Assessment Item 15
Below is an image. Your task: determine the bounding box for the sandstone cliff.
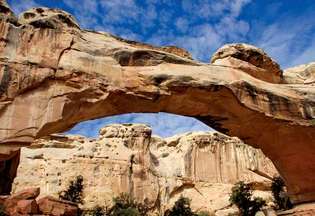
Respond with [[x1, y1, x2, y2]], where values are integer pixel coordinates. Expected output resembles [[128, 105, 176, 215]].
[[0, 0, 315, 204], [12, 124, 277, 214]]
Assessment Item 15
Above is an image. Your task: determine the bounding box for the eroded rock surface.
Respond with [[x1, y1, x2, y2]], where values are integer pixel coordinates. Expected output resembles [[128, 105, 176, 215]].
[[284, 62, 315, 84], [12, 124, 277, 214], [1, 187, 78, 216], [211, 43, 283, 83], [19, 7, 80, 30], [0, 1, 315, 204]]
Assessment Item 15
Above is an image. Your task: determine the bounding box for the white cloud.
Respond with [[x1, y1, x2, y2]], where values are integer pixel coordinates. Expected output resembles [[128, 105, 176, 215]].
[[252, 12, 315, 68], [175, 18, 190, 33], [67, 113, 211, 138], [290, 38, 315, 68]]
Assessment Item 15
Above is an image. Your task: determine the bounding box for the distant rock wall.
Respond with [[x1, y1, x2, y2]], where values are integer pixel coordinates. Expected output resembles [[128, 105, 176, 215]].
[[12, 124, 277, 214]]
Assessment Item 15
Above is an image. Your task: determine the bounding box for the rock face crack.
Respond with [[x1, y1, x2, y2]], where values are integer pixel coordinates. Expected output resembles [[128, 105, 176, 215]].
[[0, 65, 10, 97], [57, 37, 74, 69], [128, 154, 135, 199]]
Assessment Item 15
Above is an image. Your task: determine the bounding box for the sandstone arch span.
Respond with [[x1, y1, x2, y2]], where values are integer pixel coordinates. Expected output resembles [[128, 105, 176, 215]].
[[0, 2, 315, 204]]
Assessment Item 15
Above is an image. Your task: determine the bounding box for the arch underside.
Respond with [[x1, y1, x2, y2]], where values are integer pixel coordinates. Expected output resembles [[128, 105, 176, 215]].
[[0, 18, 314, 204]]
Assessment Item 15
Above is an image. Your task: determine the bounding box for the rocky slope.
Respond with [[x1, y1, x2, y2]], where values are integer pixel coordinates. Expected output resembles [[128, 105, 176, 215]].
[[12, 124, 277, 214], [0, 0, 314, 204]]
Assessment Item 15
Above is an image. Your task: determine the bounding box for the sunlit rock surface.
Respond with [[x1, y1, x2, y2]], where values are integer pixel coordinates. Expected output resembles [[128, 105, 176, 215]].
[[0, 0, 315, 204], [13, 124, 277, 214]]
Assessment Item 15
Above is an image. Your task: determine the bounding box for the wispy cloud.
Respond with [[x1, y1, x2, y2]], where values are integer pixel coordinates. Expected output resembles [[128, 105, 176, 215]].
[[252, 9, 315, 68], [57, 0, 252, 62]]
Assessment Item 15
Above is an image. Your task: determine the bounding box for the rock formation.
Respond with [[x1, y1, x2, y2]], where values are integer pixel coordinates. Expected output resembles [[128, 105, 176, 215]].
[[0, 0, 315, 204], [0, 187, 79, 215], [12, 124, 277, 214]]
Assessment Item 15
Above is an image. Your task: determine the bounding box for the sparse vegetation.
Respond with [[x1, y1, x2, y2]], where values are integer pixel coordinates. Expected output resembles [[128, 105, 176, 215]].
[[0, 204, 7, 216], [88, 206, 106, 216], [196, 211, 211, 216], [229, 181, 266, 216], [165, 196, 196, 216], [271, 176, 293, 210], [107, 193, 150, 216], [59, 175, 84, 204]]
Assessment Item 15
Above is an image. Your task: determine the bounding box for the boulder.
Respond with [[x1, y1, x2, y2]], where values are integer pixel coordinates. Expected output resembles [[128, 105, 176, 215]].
[[37, 196, 78, 216], [16, 199, 39, 215], [2, 188, 39, 215], [211, 43, 282, 83]]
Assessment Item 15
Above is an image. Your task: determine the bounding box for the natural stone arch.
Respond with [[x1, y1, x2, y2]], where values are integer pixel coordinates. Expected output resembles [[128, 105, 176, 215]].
[[0, 3, 315, 204]]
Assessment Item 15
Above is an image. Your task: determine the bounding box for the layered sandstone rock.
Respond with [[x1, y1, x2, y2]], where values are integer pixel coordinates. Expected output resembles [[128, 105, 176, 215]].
[[12, 124, 277, 214], [211, 43, 283, 83], [284, 62, 315, 84], [0, 1, 315, 204], [1, 187, 78, 216]]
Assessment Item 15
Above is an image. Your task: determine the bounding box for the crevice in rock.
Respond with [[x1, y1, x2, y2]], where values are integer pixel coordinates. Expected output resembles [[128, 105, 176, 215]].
[[57, 37, 75, 69], [128, 154, 135, 199], [0, 150, 20, 195], [0, 65, 10, 98]]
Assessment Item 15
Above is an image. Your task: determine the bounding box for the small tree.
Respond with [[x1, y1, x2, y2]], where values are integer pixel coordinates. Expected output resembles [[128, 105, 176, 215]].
[[271, 176, 293, 210], [229, 181, 266, 216], [89, 206, 106, 216], [165, 196, 196, 216], [59, 175, 84, 204], [107, 193, 150, 216]]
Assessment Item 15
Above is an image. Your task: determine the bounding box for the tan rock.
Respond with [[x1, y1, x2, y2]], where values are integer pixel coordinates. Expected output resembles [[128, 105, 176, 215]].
[[211, 43, 283, 83], [0, 0, 17, 25], [12, 124, 277, 213], [0, 1, 315, 204], [284, 62, 315, 84], [19, 7, 80, 30]]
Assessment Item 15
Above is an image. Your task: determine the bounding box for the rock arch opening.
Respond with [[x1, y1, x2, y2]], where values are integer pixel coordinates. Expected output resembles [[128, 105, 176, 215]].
[[65, 112, 212, 138]]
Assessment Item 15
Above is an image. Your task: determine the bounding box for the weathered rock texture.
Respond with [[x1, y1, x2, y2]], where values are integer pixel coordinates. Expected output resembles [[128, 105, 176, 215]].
[[284, 62, 315, 84], [12, 124, 277, 214], [0, 1, 315, 204], [0, 187, 78, 216]]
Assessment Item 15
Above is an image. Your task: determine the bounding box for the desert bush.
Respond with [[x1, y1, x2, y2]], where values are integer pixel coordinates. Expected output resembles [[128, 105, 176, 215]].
[[59, 175, 84, 204], [107, 193, 150, 216], [87, 206, 106, 216], [196, 211, 212, 216], [229, 181, 266, 216], [271, 176, 293, 210], [165, 196, 196, 216], [0, 204, 7, 216]]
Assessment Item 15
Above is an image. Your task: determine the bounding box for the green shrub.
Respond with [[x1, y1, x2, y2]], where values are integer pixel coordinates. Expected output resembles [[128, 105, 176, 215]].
[[271, 176, 293, 210], [196, 211, 211, 216], [229, 181, 266, 216], [0, 204, 7, 216], [107, 193, 150, 216], [165, 196, 196, 216], [88, 206, 106, 216], [59, 175, 84, 204]]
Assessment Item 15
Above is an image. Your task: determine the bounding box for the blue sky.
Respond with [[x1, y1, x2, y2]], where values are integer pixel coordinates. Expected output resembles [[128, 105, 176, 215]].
[[8, 0, 315, 137]]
